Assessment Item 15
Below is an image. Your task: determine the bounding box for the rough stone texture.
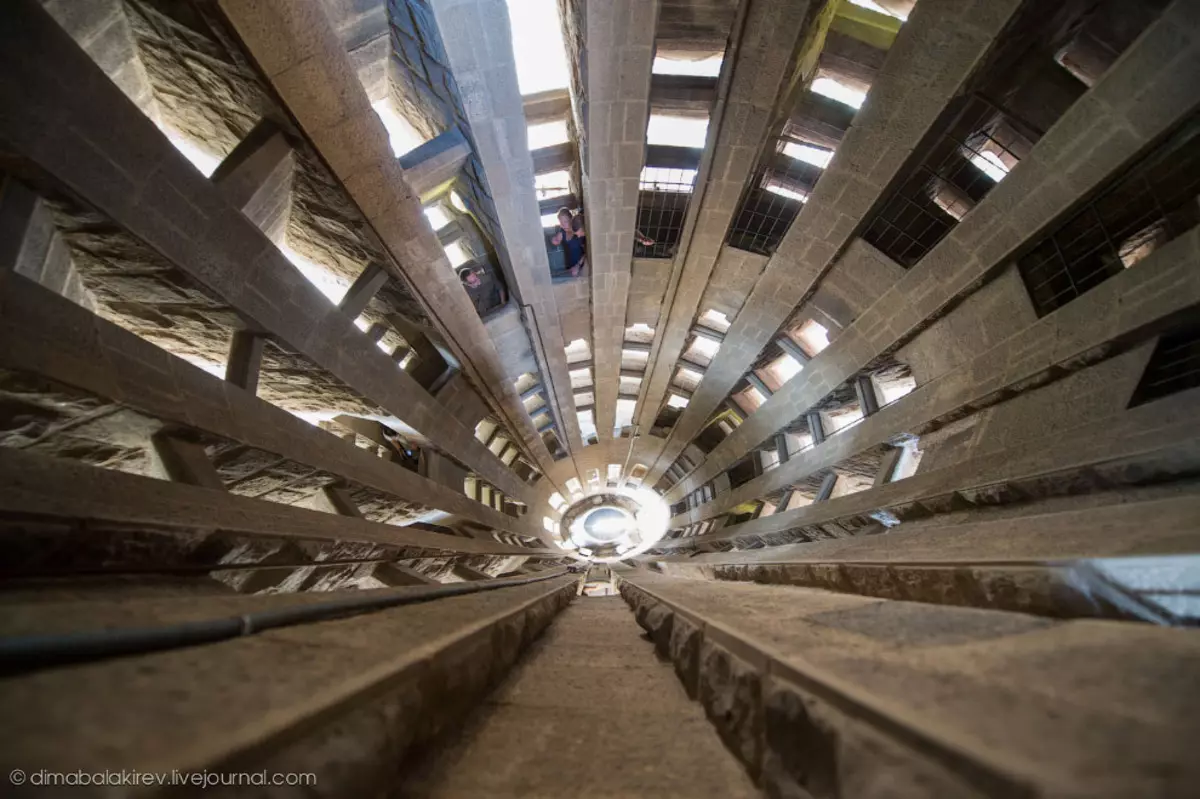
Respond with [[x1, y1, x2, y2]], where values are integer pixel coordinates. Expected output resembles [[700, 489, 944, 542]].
[[404, 598, 758, 797], [585, 0, 659, 441], [895, 264, 1037, 385], [553, 277, 593, 344], [627, 257, 672, 328], [123, 0, 263, 155], [802, 238, 905, 334], [921, 342, 1153, 474], [621, 574, 1200, 798], [217, 0, 550, 483], [646, 0, 1031, 485], [699, 246, 771, 320], [0, 577, 577, 789], [432, 0, 584, 453], [653, 383, 1200, 554], [0, 370, 157, 475], [669, 223, 1200, 511], [2, 0, 532, 500], [0, 270, 543, 539]]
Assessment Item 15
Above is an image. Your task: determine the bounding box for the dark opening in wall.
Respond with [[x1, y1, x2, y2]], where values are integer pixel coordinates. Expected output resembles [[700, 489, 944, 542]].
[[651, 404, 683, 437], [728, 453, 761, 490], [695, 419, 727, 454], [860, 94, 1036, 267], [1018, 115, 1200, 316], [725, 505, 760, 526], [542, 430, 568, 460], [1130, 325, 1200, 408]]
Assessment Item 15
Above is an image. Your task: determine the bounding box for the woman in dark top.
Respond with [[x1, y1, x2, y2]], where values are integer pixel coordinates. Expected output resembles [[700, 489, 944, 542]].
[[550, 207, 587, 276]]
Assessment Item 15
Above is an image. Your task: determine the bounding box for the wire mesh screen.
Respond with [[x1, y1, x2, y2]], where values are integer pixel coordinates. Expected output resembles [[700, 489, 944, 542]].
[[861, 94, 1036, 268], [726, 141, 827, 255], [1130, 324, 1200, 408], [1018, 116, 1200, 316], [635, 167, 697, 259]]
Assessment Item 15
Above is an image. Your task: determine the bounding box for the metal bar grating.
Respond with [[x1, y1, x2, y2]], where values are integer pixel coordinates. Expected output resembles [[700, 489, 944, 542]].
[[1019, 115, 1200, 316], [862, 94, 1036, 268], [1130, 324, 1200, 408], [726, 140, 828, 255], [635, 167, 697, 259]]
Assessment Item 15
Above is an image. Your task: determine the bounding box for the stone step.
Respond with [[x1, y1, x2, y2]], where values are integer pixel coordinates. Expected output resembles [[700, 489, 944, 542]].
[[620, 573, 1200, 798], [403, 597, 758, 797]]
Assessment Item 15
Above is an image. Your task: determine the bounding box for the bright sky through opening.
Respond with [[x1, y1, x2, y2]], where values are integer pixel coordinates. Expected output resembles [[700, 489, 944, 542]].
[[647, 115, 709, 148], [811, 77, 867, 109], [372, 99, 425, 157], [506, 0, 570, 95], [652, 55, 723, 76]]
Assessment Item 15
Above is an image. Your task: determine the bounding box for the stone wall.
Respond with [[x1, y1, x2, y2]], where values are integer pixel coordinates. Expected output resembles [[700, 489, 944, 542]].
[[627, 258, 671, 328], [895, 263, 1037, 386], [919, 341, 1156, 474], [27, 0, 535, 471], [698, 246, 770, 320], [619, 573, 1200, 796], [799, 238, 904, 335], [386, 0, 502, 243], [553, 278, 593, 344]]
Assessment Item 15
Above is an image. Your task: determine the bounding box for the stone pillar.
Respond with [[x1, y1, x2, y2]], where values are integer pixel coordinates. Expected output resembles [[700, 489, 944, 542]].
[[807, 412, 826, 446], [210, 119, 294, 243], [582, 0, 659, 441], [396, 128, 471, 198], [855, 375, 880, 416], [338, 262, 390, 319], [309, 485, 365, 517], [147, 434, 226, 491], [814, 471, 838, 502], [225, 331, 266, 394], [0, 176, 92, 307]]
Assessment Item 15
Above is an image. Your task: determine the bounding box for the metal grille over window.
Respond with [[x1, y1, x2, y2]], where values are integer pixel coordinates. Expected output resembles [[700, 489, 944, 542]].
[[1019, 116, 1200, 316], [635, 167, 697, 259], [726, 140, 828, 255], [1130, 325, 1200, 408], [861, 94, 1036, 267]]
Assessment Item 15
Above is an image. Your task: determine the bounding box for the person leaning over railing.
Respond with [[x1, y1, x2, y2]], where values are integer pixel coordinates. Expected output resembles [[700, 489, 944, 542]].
[[550, 207, 588, 277], [458, 263, 507, 316]]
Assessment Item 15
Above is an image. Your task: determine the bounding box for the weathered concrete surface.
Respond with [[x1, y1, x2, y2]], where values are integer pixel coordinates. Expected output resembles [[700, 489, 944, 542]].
[[621, 574, 1200, 798], [0, 576, 577, 794], [431, 0, 584, 454], [657, 0, 1200, 490], [670, 220, 1199, 516], [584, 0, 658, 441], [217, 0, 555, 476], [404, 597, 758, 797], [0, 270, 543, 540], [653, 481, 1200, 621], [654, 384, 1200, 553], [637, 0, 819, 435]]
